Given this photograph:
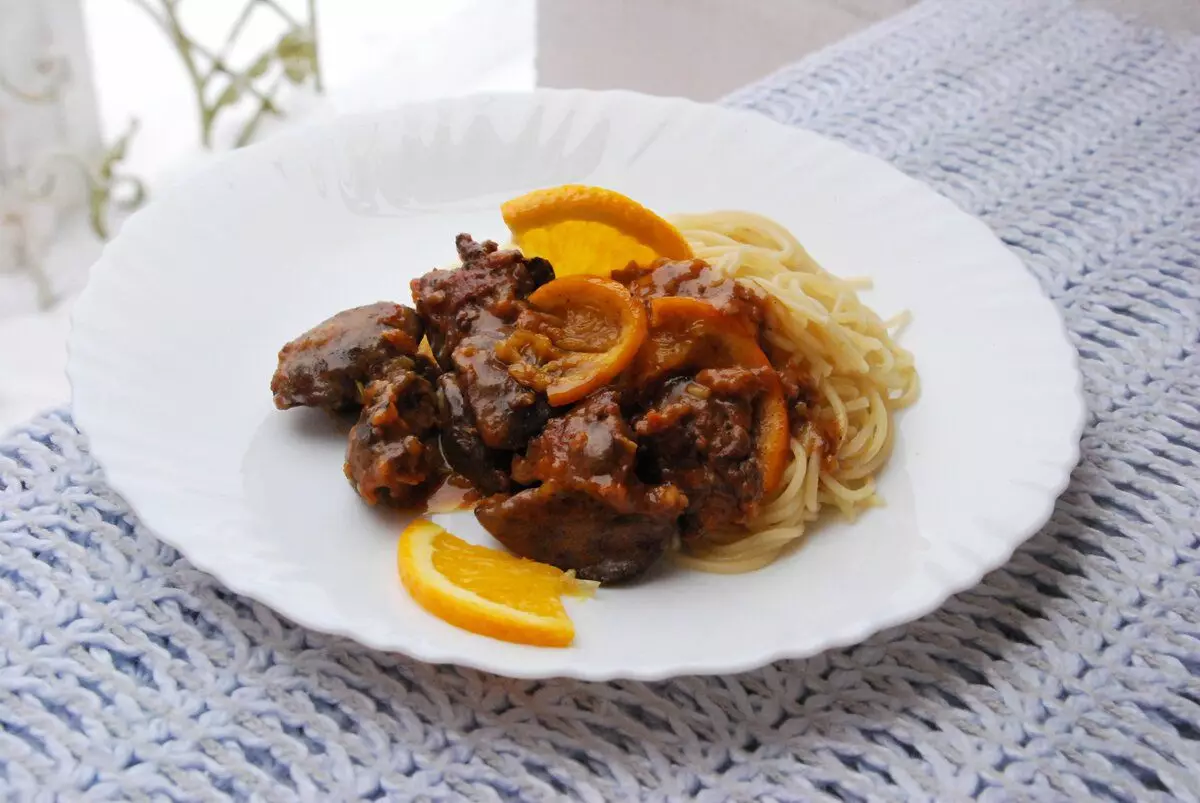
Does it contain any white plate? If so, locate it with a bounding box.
[68,90,1085,680]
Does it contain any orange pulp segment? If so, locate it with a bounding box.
[397,519,597,647]
[497,275,648,406]
[501,185,693,277]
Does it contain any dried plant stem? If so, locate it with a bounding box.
[129,0,214,145]
[129,0,321,149]
[307,0,323,92]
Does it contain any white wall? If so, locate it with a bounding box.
[535,0,914,101]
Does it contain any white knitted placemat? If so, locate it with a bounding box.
[3,1,1199,800]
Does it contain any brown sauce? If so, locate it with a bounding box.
[418,473,481,514]
[273,237,796,583]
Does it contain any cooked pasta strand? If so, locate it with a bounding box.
[669,211,919,572]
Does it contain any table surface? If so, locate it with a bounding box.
[2,1,1199,800]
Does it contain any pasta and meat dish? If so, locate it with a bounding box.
[270,189,917,589]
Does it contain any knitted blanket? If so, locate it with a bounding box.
[3,1,1198,799]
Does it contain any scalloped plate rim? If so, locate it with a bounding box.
[67,88,1087,681]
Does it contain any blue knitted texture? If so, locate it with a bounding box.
[3,1,1199,800]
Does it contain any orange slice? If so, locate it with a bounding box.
[497,275,648,406]
[397,519,597,647]
[501,185,693,277]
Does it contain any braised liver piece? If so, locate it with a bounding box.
[613,258,762,323]
[435,372,512,496]
[476,390,686,582]
[412,234,554,466]
[450,331,551,451]
[634,371,766,538]
[344,357,441,506]
[476,483,682,583]
[271,302,424,412]
[411,234,553,371]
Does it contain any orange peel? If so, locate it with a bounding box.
[497,275,648,406]
[501,185,693,277]
[398,519,596,647]
[639,297,790,498]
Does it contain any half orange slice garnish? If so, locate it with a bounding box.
[398,520,596,647]
[501,184,693,277]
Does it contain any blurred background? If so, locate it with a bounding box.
[2,0,1198,433]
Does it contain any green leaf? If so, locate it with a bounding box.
[246,51,273,80]
[276,30,305,59]
[215,82,241,108]
[282,59,309,84]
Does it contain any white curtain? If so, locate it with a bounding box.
[0,0,101,310]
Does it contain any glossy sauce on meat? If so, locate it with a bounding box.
[613,258,762,323]
[411,235,553,371]
[476,390,686,582]
[412,234,555,482]
[475,483,682,584]
[271,302,424,412]
[634,372,765,538]
[344,357,441,506]
[273,234,787,583]
[435,372,512,496]
[451,332,551,451]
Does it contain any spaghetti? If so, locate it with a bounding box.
[668,211,919,573]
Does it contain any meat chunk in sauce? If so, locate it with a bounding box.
[476,390,686,582]
[344,357,441,506]
[271,302,424,412]
[613,258,762,323]
[634,370,767,538]
[412,234,554,459]
[476,483,682,584]
[436,372,512,496]
[510,388,637,492]
[451,332,551,451]
[411,234,553,371]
